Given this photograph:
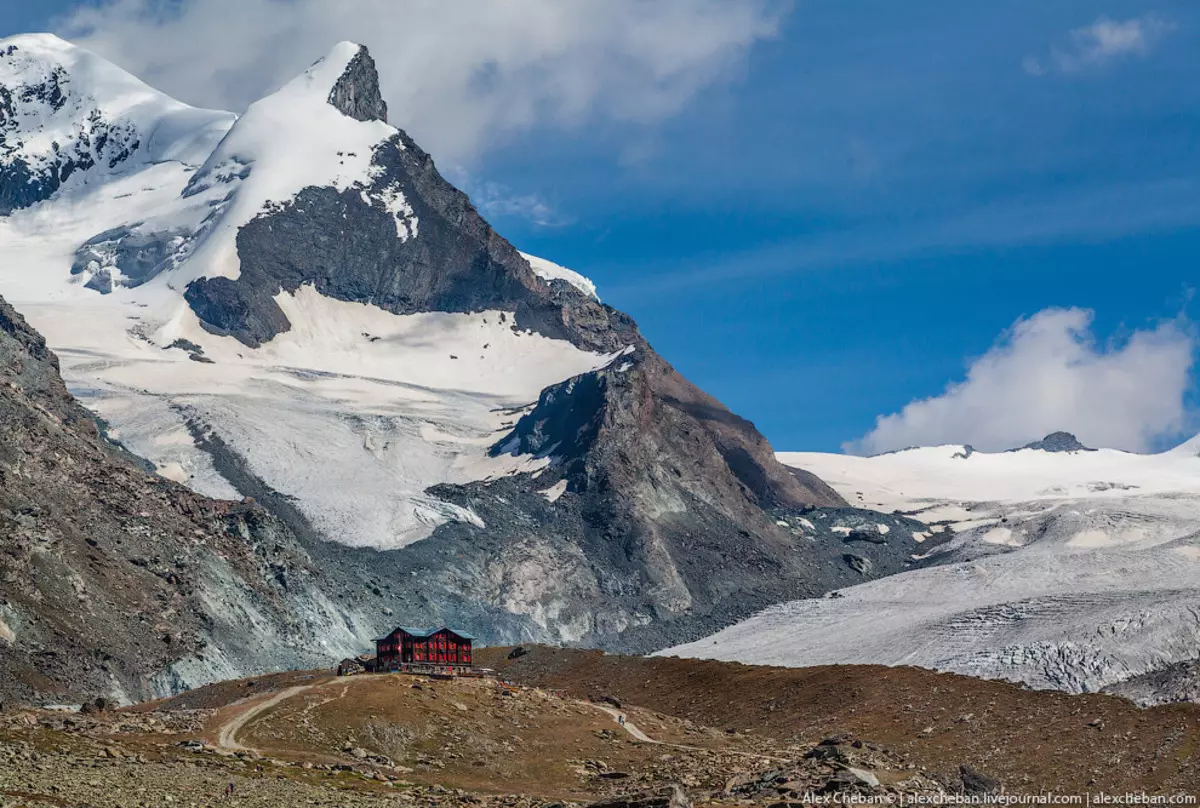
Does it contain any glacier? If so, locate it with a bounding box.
[662,440,1200,700]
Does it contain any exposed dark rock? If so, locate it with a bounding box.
[184,275,292,348]
[328,46,389,123]
[586,784,691,808]
[1014,432,1094,453]
[185,130,636,353]
[0,154,64,216]
[786,466,845,505]
[83,268,113,294]
[843,554,872,575]
[958,765,1001,795]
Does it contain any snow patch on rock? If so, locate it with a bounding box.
[521,252,599,301]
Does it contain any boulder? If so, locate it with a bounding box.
[587,784,691,808]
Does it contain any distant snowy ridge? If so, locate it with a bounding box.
[663,439,1200,702]
[0,34,234,215]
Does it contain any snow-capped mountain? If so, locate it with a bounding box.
[0,35,640,551]
[0,34,234,216]
[663,435,1200,702]
[0,33,918,691]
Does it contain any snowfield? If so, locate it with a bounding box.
[0,35,623,549]
[663,443,1200,697]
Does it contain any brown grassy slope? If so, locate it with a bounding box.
[234,674,759,800]
[478,646,1200,794]
[125,671,818,801]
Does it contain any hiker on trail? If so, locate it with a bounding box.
[618,714,626,726]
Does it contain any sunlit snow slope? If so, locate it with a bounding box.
[663,441,1200,697]
[0,35,615,549]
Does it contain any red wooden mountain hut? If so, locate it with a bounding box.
[374,626,474,672]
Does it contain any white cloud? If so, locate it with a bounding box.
[58,0,786,163]
[1024,14,1175,75]
[470,182,573,228]
[848,308,1196,455]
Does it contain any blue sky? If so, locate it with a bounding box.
[4,0,1200,453]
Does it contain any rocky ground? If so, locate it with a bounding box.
[5,650,1200,805]
[481,646,1200,795]
[0,668,978,807]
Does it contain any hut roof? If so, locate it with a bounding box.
[374,626,475,642]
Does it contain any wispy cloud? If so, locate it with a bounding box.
[846,308,1196,455]
[1024,14,1176,76]
[59,0,788,163]
[471,182,575,228]
[603,177,1200,304]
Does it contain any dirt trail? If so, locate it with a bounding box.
[587,702,784,762]
[216,684,316,752]
[590,703,658,743]
[214,674,782,767]
[219,679,667,757]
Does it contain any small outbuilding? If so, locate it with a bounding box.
[337,657,365,676]
[337,654,378,676]
[374,626,474,672]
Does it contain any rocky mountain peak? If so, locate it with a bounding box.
[328,43,388,123]
[1017,431,1095,453]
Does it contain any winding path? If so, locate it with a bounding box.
[213,676,785,764]
[585,701,786,762]
[216,685,316,753]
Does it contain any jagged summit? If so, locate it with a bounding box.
[176,40,633,352]
[328,43,388,123]
[1014,431,1095,453]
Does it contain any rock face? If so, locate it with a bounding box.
[328,46,389,123]
[184,125,637,353]
[1016,431,1094,452]
[0,296,371,705]
[413,350,928,651]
